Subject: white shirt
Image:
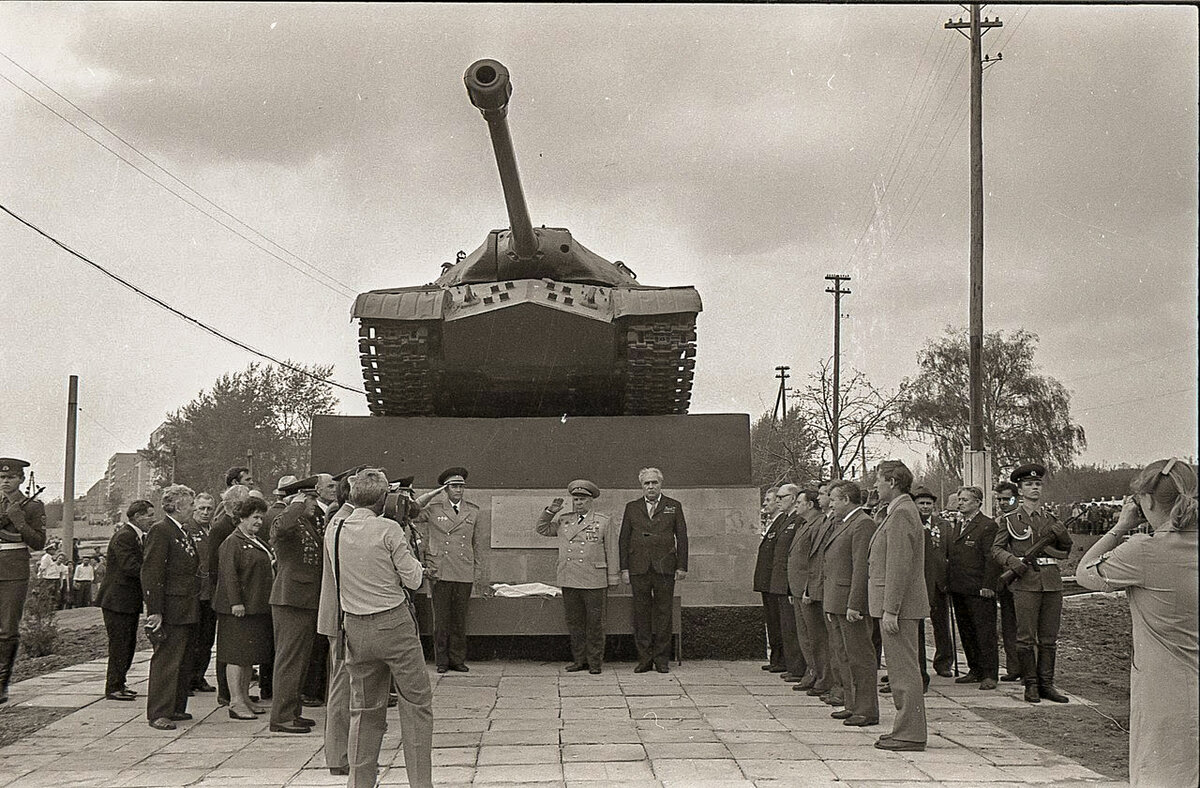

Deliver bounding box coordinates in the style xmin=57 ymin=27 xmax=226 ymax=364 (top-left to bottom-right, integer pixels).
xmin=73 ymin=564 xmax=94 ymax=582
xmin=325 ymin=507 xmax=424 ymax=615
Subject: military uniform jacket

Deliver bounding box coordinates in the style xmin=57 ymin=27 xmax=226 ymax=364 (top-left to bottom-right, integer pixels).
xmin=619 ymin=495 xmax=689 ymax=575
xmin=213 ymin=529 xmax=275 ymax=616
xmin=0 ymin=493 xmax=47 ymax=582
xmin=922 ymin=515 xmax=950 ymax=599
xmin=992 ymin=506 xmax=1072 ymax=592
xmin=536 ymin=508 xmax=619 ymax=590
xmin=753 ymin=513 xmax=786 ymax=592
xmin=867 ymin=495 xmax=930 ymax=620
xmin=140 ymin=516 xmax=200 ymax=625
xmin=945 ymin=511 xmax=1001 ymax=595
xmin=97 ymin=523 xmax=144 ymax=614
xmin=768 ymin=512 xmax=800 ymax=595
xmin=269 ymin=500 xmax=323 ymax=609
xmin=822 ymin=509 xmax=876 ymax=614
xmin=413 ymin=495 xmax=484 ymax=584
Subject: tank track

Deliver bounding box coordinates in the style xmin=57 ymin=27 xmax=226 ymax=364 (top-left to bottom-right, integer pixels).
xmin=620 ymin=315 xmax=697 ymax=415
xmin=359 ymin=321 xmax=438 ymax=417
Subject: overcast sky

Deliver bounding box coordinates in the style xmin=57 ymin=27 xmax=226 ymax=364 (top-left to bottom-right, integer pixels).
xmin=1 ymin=3 xmax=1196 ymax=500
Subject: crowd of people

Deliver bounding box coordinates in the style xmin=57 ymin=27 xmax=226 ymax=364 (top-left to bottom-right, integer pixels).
xmin=34 ymin=538 xmax=105 ymax=609
xmin=0 ymin=452 xmax=1194 ymax=787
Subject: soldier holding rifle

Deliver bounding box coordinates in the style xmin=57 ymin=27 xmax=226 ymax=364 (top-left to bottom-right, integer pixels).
xmin=991 ymin=463 xmax=1073 ymax=704
xmin=0 ymin=458 xmax=47 ymax=704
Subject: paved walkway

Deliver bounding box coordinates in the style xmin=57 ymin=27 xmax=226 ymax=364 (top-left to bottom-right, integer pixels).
xmin=0 ymin=653 xmax=1123 ymax=788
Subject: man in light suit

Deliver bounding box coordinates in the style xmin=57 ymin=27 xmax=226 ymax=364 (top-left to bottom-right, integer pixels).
xmin=802 ymin=482 xmax=841 ymax=703
xmin=141 ymin=484 xmax=201 ymax=730
xmin=787 ymin=489 xmax=825 ymax=692
xmin=99 ymin=500 xmax=153 ymax=701
xmin=869 ymin=460 xmax=929 ymax=751
xmin=823 ymin=480 xmax=880 ymax=727
xmin=536 ymin=479 xmax=619 ymax=674
xmin=619 ymin=467 xmax=688 ymax=673
xmin=412 ymin=467 xmax=485 ymax=673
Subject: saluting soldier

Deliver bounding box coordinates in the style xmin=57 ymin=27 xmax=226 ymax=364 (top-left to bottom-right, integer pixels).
xmin=991 ymin=463 xmax=1073 ymax=704
xmin=412 ymin=467 xmax=485 ymax=673
xmin=536 ymin=480 xmax=619 ymax=674
xmin=269 ymin=476 xmax=324 ymax=733
xmin=0 ymin=458 xmax=47 ymax=704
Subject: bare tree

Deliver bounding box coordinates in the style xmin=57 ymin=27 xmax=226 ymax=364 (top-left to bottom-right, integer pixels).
xmin=749 ymin=410 xmax=824 ymax=490
xmin=796 ymin=358 xmax=907 ymax=481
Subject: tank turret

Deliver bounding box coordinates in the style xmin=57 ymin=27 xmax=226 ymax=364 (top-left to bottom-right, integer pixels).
xmin=353 ymin=60 xmax=701 ymax=417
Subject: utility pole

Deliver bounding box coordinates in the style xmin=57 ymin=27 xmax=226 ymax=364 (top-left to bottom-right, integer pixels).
xmin=245 ymin=449 xmax=254 ymax=486
xmin=62 ymin=375 xmax=79 ymax=551
xmin=947 ymin=5 xmax=1001 ymax=508
xmin=772 ymin=366 xmax=791 ymax=422
xmin=824 ymin=274 xmax=851 ymax=479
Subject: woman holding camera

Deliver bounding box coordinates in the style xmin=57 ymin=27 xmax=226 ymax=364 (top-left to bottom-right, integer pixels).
xmin=1076 ymin=458 xmax=1198 ymax=787
xmin=214 ymin=497 xmax=275 ymax=720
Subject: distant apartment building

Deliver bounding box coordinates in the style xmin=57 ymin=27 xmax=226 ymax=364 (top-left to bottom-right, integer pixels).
xmin=84 ymin=479 xmax=108 ymax=524
xmin=80 ymin=451 xmax=159 ymax=525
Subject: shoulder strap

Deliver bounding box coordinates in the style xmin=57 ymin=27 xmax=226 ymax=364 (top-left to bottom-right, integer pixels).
xmin=333 ymin=518 xmax=346 ymax=660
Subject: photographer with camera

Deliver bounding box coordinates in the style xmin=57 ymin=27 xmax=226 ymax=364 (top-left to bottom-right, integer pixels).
xmin=327 ymin=468 xmax=432 ymax=788
xmin=1076 ymin=458 xmax=1198 ymax=788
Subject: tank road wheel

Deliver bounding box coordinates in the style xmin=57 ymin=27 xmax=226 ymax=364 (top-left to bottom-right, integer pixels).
xmin=359 ymin=321 xmax=438 ymax=416
xmin=620 ymin=317 xmax=697 ymax=415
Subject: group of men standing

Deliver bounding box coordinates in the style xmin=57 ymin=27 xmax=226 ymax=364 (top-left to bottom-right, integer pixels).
xmin=755 ymin=460 xmax=1075 ymax=752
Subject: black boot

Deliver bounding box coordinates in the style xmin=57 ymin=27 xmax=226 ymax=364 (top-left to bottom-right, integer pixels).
xmin=1018 ymin=648 xmax=1040 ymax=703
xmin=0 ymin=638 xmax=18 ymax=704
xmin=1037 ymin=647 xmax=1070 ymax=703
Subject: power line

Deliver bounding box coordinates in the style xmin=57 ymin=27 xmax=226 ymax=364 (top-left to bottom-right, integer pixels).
xmin=0 ymin=202 xmax=364 ymax=396
xmin=1077 ymin=386 xmax=1195 ymax=414
xmin=0 ymin=56 xmax=358 ymax=300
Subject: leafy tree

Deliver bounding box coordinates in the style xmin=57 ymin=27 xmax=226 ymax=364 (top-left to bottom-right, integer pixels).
xmin=795 ymin=358 xmax=906 ymax=481
xmin=144 ymin=361 xmax=339 ymax=496
xmin=750 ymin=410 xmax=824 ymax=491
xmin=898 ymin=328 xmax=1086 ymax=477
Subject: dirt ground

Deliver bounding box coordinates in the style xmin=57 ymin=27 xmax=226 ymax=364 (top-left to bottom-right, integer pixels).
xmin=977 ymin=595 xmax=1133 ymax=780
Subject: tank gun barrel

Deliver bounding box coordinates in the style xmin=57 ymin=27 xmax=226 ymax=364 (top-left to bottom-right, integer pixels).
xmin=464 ymin=59 xmax=538 ymax=261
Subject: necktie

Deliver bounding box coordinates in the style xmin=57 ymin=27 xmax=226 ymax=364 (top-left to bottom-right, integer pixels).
xmin=452 ymin=503 xmax=459 ymax=515
xmin=578 ymin=514 xmax=585 ymax=525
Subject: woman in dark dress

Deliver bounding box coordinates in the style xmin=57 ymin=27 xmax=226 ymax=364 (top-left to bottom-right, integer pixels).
xmin=213 ymin=497 xmax=275 ymax=719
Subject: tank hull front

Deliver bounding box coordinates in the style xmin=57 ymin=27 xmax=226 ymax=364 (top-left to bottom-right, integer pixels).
xmin=355 ymin=278 xmax=699 ymax=418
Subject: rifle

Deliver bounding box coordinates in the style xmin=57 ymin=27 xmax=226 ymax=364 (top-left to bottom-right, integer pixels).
xmin=0 ymin=485 xmax=45 ymax=540
xmin=998 ymin=515 xmax=1079 ymax=587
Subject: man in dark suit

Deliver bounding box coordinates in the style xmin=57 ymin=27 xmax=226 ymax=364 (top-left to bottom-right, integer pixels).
xmin=0 ymin=458 xmax=48 ymax=705
xmin=823 ymin=480 xmax=879 ymax=727
xmin=141 ymin=484 xmax=201 ymax=730
xmin=869 ymin=460 xmax=930 ymax=752
xmin=303 ymin=473 xmax=338 ymax=705
xmin=912 ymin=487 xmax=953 ymax=684
xmin=947 ymin=486 xmax=1001 ymax=690
xmin=619 ymin=467 xmax=687 ymax=673
xmin=99 ymin=500 xmax=153 ymax=701
xmin=802 ymin=482 xmax=841 ymax=704
xmin=753 ymin=488 xmax=786 ymax=672
xmin=270 ymin=477 xmax=324 ymax=733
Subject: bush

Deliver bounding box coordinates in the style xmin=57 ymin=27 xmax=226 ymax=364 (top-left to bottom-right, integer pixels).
xmin=19 ymin=581 xmax=60 ymax=657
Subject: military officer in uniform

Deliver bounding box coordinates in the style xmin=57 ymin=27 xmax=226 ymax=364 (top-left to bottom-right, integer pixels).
xmin=0 ymin=458 xmax=47 ymax=704
xmin=753 ymin=490 xmax=787 ymax=672
xmin=270 ymin=476 xmax=324 ymax=733
xmin=413 ymin=467 xmax=485 ymax=673
xmin=536 ymin=480 xmax=619 ymax=674
xmin=141 ymin=484 xmax=201 ymax=729
xmin=769 ymin=485 xmax=807 ymax=683
xmin=991 ymin=463 xmax=1072 ymax=704
xmin=619 ymin=467 xmax=688 ymax=673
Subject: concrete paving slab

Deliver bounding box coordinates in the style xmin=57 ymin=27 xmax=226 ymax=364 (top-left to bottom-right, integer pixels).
xmin=0 ymin=655 xmax=1122 ymax=787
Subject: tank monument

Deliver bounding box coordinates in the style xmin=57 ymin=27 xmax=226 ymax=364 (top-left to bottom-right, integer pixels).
xmin=311 ymin=60 xmax=761 ymax=651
